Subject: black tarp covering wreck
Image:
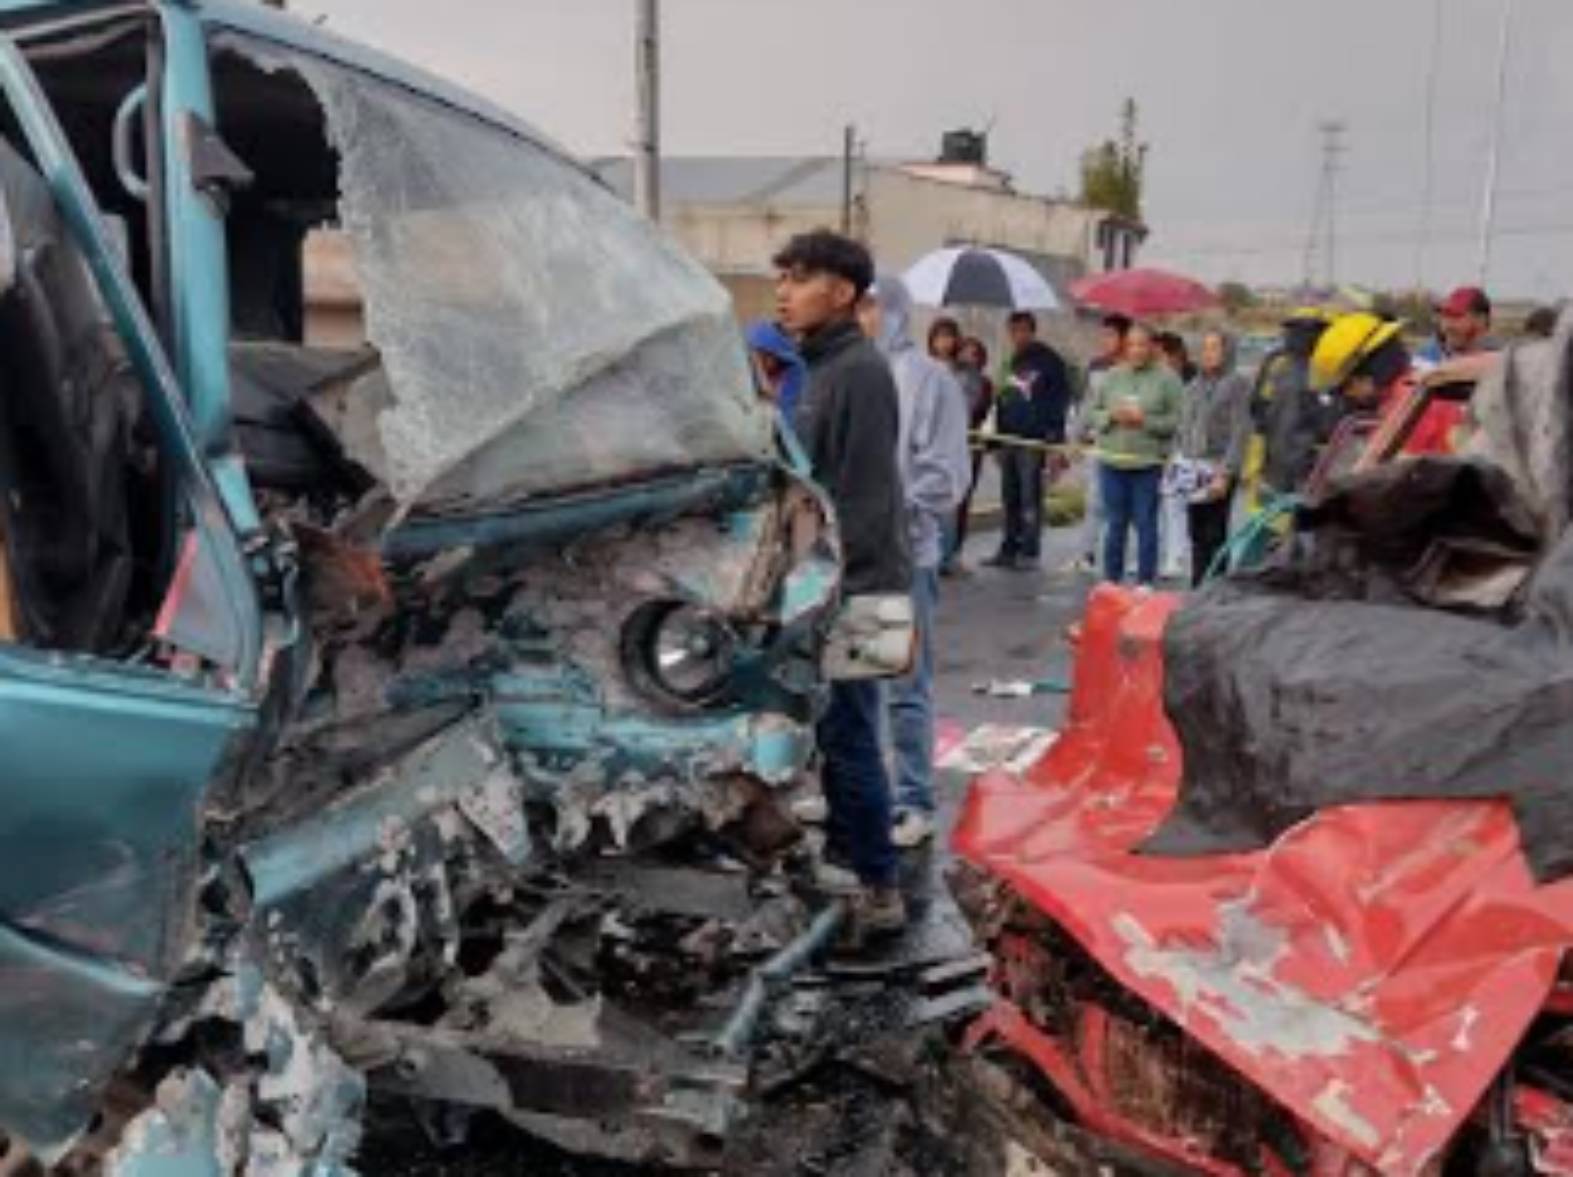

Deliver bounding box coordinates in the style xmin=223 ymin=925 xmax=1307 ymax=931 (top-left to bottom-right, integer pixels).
xmin=1149 ymin=314 xmax=1573 ymax=882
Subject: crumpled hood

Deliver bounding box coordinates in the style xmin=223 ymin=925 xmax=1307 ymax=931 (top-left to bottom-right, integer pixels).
xmin=955 ymin=586 xmax=1573 ymax=1175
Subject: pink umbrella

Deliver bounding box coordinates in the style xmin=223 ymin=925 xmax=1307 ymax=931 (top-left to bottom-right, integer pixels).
xmin=1070 ymin=267 xmax=1218 ymax=318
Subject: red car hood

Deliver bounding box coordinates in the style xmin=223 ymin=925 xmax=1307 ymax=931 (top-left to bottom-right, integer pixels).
xmin=954 ymin=586 xmax=1573 ymax=1174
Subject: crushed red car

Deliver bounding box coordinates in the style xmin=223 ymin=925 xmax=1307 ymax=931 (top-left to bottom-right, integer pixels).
xmin=951 ymin=326 xmax=1573 ymax=1176
xmin=954 ymin=586 xmax=1573 ymax=1175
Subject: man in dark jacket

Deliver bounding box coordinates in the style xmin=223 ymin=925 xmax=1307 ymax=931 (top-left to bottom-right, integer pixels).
xmin=986 ymin=311 xmax=1073 ymax=569
xmin=774 ymin=229 xmax=909 ymax=935
xmin=1249 ymin=309 xmax=1341 ymax=500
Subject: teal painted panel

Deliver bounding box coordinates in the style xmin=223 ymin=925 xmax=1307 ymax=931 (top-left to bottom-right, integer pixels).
xmin=0 ymin=648 xmax=253 ymax=1158
xmin=0 ymin=911 xmax=163 ymax=1159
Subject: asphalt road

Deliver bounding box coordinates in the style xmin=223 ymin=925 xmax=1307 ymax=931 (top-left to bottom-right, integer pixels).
xmin=932 ymin=522 xmax=1087 ymax=734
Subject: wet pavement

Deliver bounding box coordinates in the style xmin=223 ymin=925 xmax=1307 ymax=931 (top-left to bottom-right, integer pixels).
xmin=370 ymin=521 xmax=1098 ymax=1175
xmin=934 ymin=526 xmax=1084 ymax=732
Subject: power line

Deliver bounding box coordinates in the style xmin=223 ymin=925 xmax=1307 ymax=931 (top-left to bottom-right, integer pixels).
xmin=1303 ymin=120 xmax=1347 ymax=288
xmin=1416 ymin=0 xmax=1443 ymax=290
xmin=1162 ymin=182 xmax=1573 ymax=234
xmin=1158 ymin=218 xmax=1573 ymax=262
xmin=841 ymin=124 xmax=855 ymax=235
xmin=1478 ymin=0 xmax=1518 ymax=284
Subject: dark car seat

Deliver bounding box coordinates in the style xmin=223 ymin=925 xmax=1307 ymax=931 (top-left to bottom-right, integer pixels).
xmin=0 ymin=138 xmax=140 ymax=652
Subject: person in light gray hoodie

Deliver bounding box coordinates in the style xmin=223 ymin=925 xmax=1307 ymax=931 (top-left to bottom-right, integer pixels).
xmin=1173 ymin=330 xmax=1252 ymax=586
xmin=858 ymin=274 xmax=971 ymax=847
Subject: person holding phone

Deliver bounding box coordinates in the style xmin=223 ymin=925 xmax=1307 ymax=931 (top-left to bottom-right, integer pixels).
xmin=1089 ymin=324 xmax=1184 ymax=586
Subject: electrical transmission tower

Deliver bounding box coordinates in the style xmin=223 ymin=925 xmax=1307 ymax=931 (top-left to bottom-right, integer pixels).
xmin=1302 ymin=120 xmax=1347 ymax=291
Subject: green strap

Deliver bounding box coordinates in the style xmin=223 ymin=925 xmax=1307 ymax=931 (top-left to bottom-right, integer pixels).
xmin=1203 ymin=493 xmax=1300 ymax=583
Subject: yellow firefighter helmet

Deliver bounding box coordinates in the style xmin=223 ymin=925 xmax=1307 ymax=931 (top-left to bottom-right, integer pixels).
xmin=1309 ymin=312 xmax=1402 ymax=393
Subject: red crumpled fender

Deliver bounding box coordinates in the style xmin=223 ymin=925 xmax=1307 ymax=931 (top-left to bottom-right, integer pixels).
xmin=953 ymin=586 xmax=1573 ymax=1175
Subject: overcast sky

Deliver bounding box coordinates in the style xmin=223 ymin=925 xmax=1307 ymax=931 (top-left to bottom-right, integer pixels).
xmin=294 ymin=0 xmax=1573 ymax=299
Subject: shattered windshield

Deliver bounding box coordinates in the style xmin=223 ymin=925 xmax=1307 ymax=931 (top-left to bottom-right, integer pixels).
xmin=243 ymin=38 xmax=771 ymax=511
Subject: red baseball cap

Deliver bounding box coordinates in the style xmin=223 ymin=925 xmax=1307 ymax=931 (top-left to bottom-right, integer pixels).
xmin=1438 ymin=286 xmax=1492 ymax=318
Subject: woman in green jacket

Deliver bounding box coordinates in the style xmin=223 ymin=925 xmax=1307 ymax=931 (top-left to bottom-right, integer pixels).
xmin=1090 ymin=324 xmax=1184 ymax=585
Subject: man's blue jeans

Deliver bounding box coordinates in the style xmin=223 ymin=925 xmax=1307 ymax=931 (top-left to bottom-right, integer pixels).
xmin=888 ymin=566 xmax=938 ymax=816
xmin=819 ymin=679 xmax=898 ymax=887
xmin=1100 ymin=463 xmax=1162 ymax=585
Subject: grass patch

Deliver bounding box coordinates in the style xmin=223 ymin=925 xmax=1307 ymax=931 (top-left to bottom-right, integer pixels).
xmin=1045 ymin=483 xmax=1086 ymax=527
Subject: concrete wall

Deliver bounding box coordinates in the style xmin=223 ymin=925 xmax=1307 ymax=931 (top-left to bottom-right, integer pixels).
xmin=303 ymin=230 xmax=365 ymax=349
xmin=721 ymin=275 xmax=778 ymax=324
xmin=899 ymin=162 xmax=1012 ymax=192
xmin=666 ymin=204 xmax=860 ymax=282
xmin=864 ymin=169 xmax=1105 ymax=273
xmin=656 ymin=168 xmax=1118 ymax=290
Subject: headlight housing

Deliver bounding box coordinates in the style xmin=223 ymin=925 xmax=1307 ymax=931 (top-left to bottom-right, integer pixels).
xmin=621 ymin=601 xmax=736 ymax=709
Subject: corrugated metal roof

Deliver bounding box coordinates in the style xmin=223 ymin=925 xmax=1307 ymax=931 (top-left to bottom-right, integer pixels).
xmin=591 ymin=156 xmax=852 ymax=209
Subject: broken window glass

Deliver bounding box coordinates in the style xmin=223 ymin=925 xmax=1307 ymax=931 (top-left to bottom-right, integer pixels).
xmin=223 ymin=35 xmax=771 ymax=513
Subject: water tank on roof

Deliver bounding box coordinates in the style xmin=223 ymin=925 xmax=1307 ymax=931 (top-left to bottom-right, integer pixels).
xmin=940 ymin=130 xmax=987 ymax=166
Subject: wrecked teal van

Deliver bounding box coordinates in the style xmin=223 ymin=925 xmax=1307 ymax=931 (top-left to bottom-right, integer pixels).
xmin=0 ymin=3 xmax=839 ymax=1171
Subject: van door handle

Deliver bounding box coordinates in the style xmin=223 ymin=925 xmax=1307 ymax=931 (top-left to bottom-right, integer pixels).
xmin=112 ymin=83 xmax=149 ymax=202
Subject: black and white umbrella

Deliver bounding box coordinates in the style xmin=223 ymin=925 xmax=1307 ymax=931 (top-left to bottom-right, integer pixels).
xmin=901 ymin=246 xmax=1061 ymax=311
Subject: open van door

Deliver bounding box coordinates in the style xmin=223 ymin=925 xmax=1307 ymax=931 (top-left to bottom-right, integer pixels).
xmin=0 ymin=35 xmax=264 ymax=1162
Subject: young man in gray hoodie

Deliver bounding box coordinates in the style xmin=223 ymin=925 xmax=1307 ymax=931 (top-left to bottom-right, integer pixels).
xmin=858 ymin=275 xmax=972 ymax=848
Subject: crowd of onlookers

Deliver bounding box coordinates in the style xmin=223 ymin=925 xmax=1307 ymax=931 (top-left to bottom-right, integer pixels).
xmin=753 ymin=224 xmax=1551 ymax=942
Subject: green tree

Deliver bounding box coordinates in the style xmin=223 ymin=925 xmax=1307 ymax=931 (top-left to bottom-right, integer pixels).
xmin=1079 ymin=99 xmax=1147 ymax=221
xmin=1218 ymin=282 xmax=1258 ymax=314
xmin=1376 ymin=290 xmax=1436 ymax=336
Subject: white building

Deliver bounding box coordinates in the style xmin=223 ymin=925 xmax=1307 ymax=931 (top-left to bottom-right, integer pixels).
xmin=303 ymin=135 xmax=1144 ymax=347
xmin=592 ymin=138 xmax=1145 ymax=322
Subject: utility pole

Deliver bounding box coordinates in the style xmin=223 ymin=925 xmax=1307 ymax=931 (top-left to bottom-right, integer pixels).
xmin=840 ymin=124 xmax=855 ymax=236
xmin=1322 ymin=121 xmax=1345 ymax=288
xmin=633 ymin=0 xmax=661 ymax=222
xmin=1478 ymin=0 xmax=1517 ymax=286
xmin=1302 ymin=120 xmax=1347 ymax=291
xmin=1415 ymin=0 xmax=1443 ymax=293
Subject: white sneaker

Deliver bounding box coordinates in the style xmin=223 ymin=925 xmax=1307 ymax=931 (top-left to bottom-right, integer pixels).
xmin=792 ymin=794 xmax=829 ymax=825
xmin=891 ymin=809 xmax=936 ymax=848
xmin=811 ymin=856 xmax=862 ymax=896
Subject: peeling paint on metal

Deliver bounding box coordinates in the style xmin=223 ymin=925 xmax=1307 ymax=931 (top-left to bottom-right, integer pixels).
xmin=1451 ymin=1006 xmax=1479 ymax=1052
xmin=107 ymin=1069 xmax=226 ymax=1177
xmin=1311 ymin=1080 xmax=1380 ymax=1150
xmin=1323 ymin=924 xmax=1350 ymax=967
xmin=955 ymin=586 xmax=1573 ymax=1174
xmin=1113 ymin=904 xmax=1383 ymax=1060
xmin=243 ymin=986 xmax=364 ymax=1167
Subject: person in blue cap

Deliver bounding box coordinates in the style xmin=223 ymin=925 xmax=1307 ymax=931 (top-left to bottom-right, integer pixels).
xmin=746 ymin=319 xmax=807 ymax=430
